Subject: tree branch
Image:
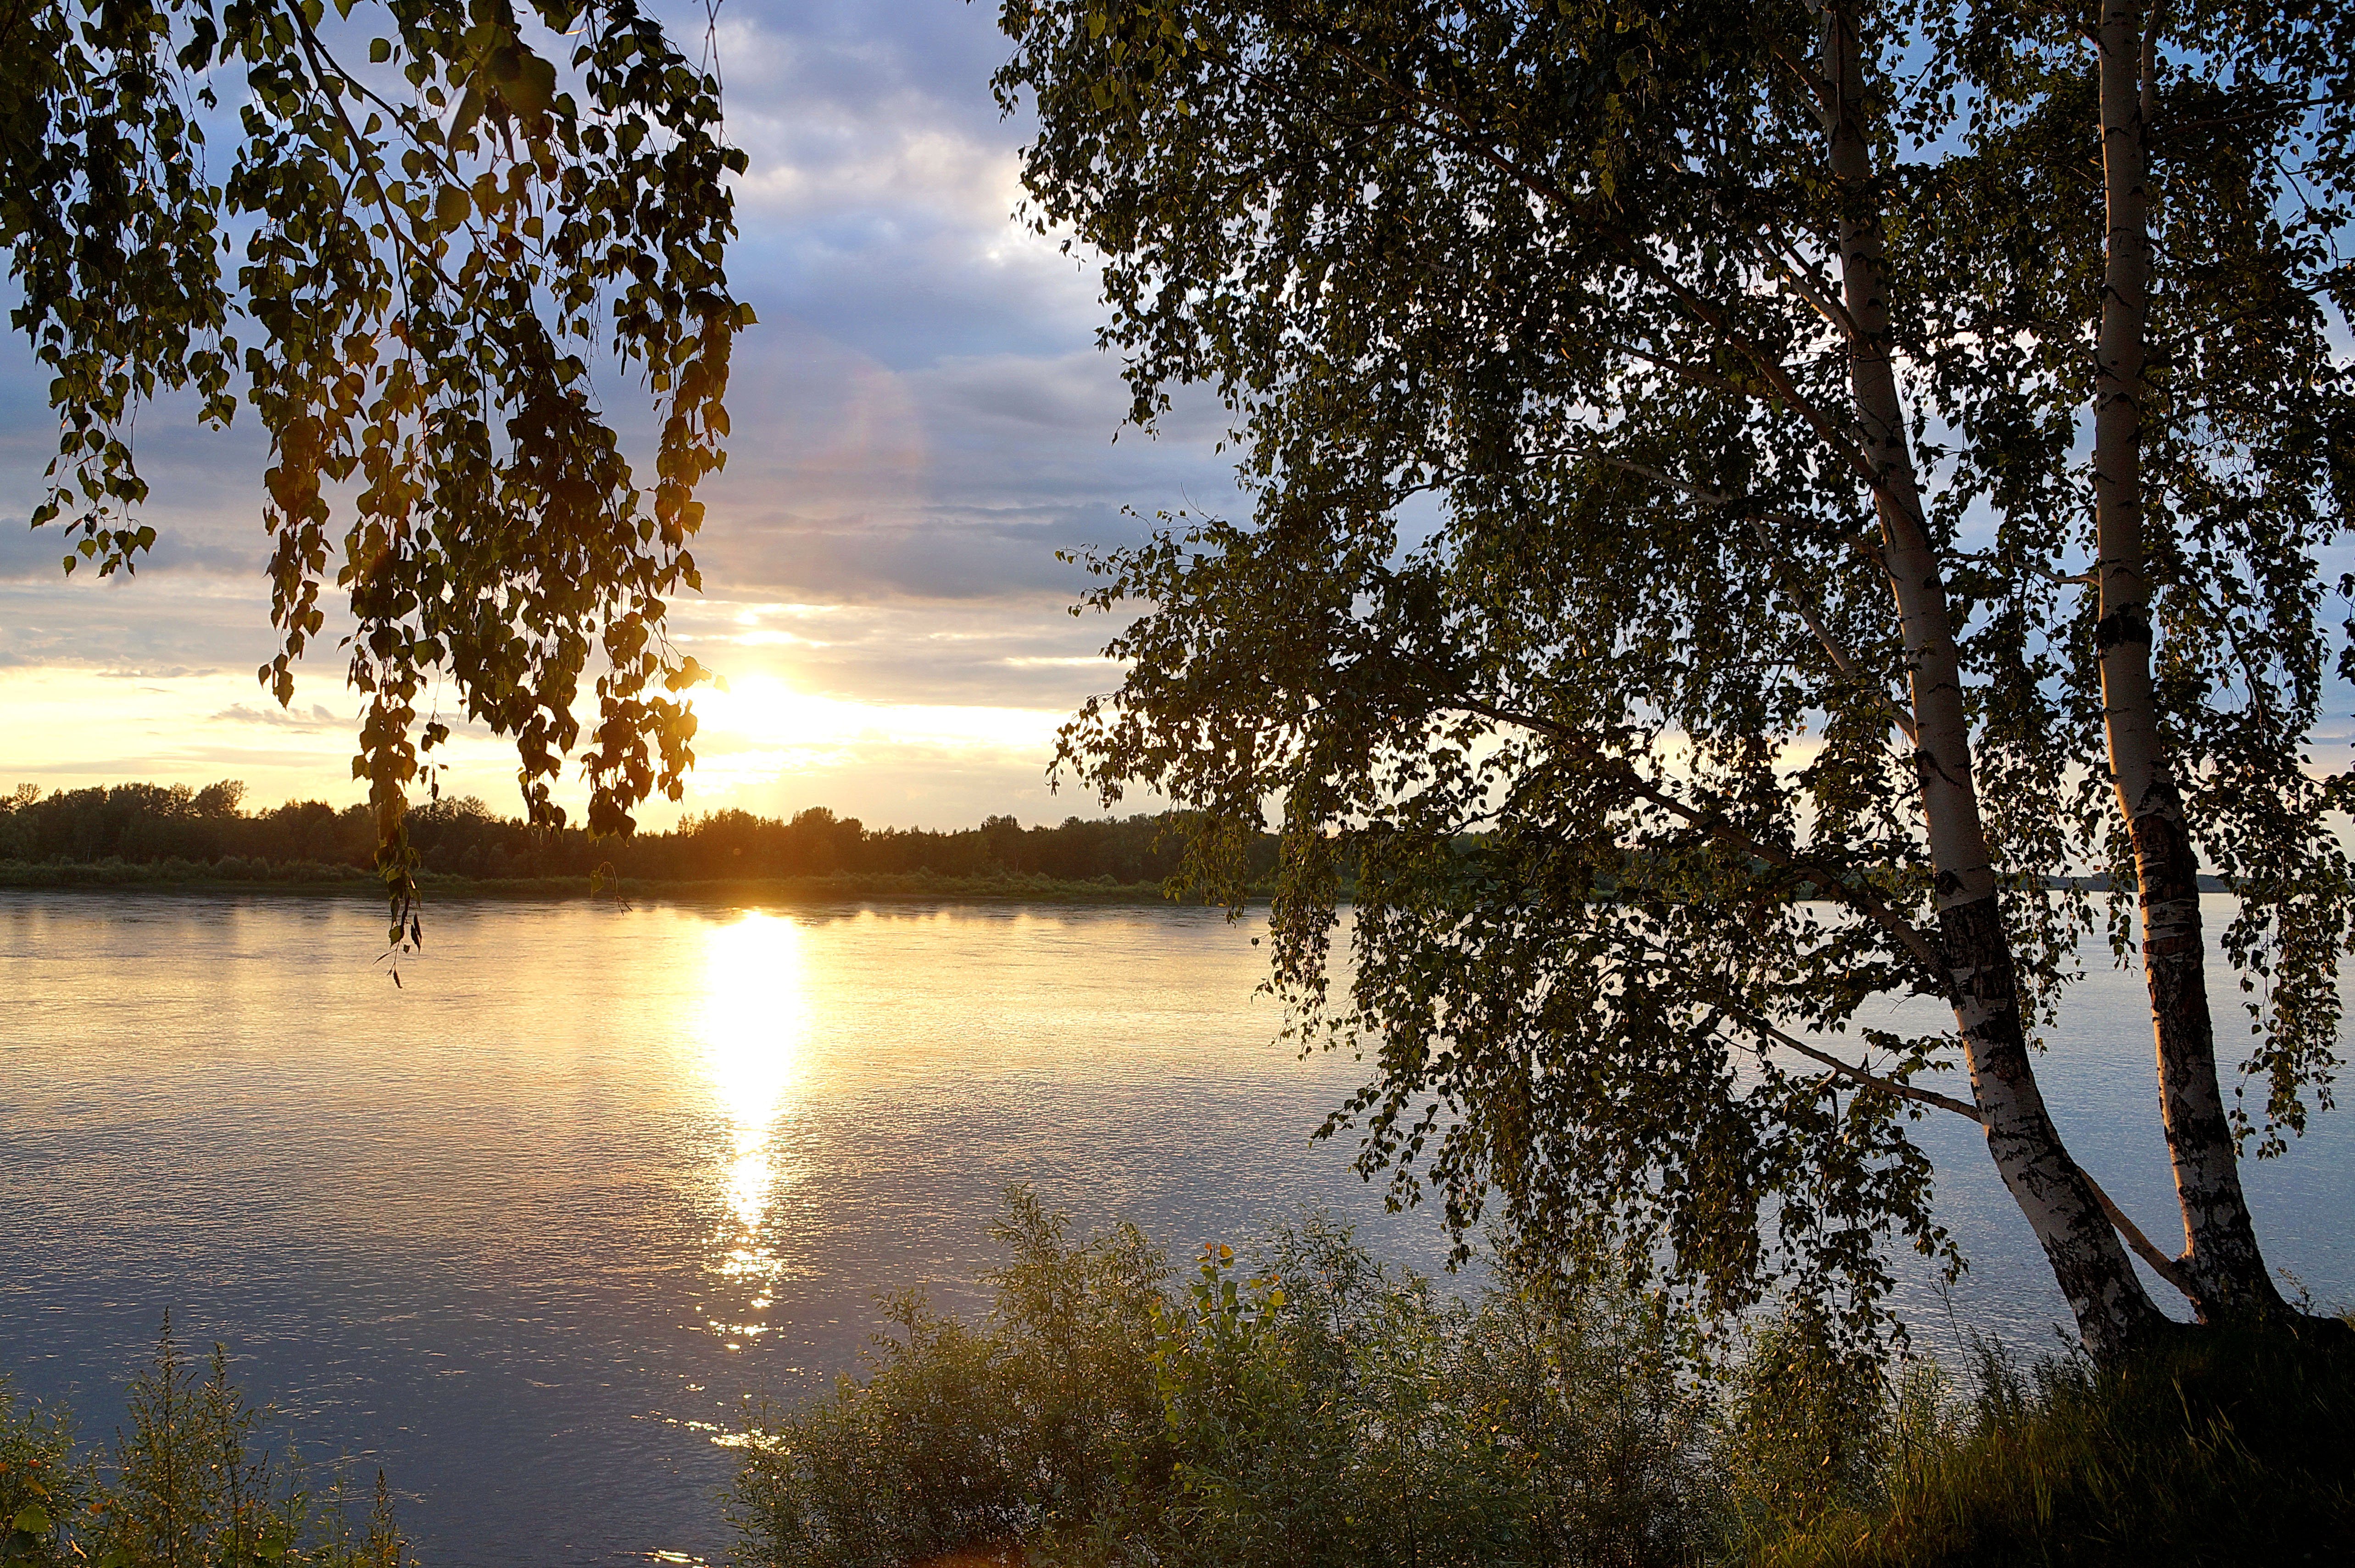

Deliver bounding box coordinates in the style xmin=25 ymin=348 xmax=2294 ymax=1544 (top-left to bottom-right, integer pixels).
xmin=288 ymin=9 xmax=457 ymax=288
xmin=1598 ymin=456 xmax=1920 ymax=746
xmin=1748 ymin=218 xmax=1861 ymax=339
xmin=2080 ymin=1169 xmax=2198 ymax=1301
xmin=1768 ymin=38 xmax=1837 ymax=129
xmin=1298 ymin=36 xmax=1904 ymax=510
xmin=1422 ymin=685 xmax=1951 ymax=985
xmin=1731 ymin=1009 xmax=1981 ymax=1119
xmin=1760 ymin=245 xmax=1860 ymax=339
xmin=1724 ymin=1005 xmax=2198 ymax=1301
xmin=1604 ymin=340 xmax=1750 ymax=400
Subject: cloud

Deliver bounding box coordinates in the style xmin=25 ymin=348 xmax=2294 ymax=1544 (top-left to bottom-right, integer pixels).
xmin=711 ymin=4 xmax=1027 ymax=226
xmin=0 ymin=0 xmax=1236 ymax=822
xmin=0 ymin=523 xmax=258 ymax=584
xmin=209 ymin=702 xmax=348 ymax=731
xmin=686 ymin=328 xmax=1242 ymax=609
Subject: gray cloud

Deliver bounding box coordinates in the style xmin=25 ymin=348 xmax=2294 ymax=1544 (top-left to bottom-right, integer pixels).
xmin=0 ymin=523 xmax=258 ymax=584
xmin=0 ymin=371 xmax=274 ymax=586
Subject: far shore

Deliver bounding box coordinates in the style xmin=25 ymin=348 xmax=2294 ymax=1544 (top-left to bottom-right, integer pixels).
xmin=0 ymin=858 xmax=2232 ymax=905
xmin=0 ymin=859 xmax=1259 ymax=906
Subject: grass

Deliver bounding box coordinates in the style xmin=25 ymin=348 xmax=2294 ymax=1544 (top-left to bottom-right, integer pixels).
xmin=0 ymin=1316 xmax=409 ymax=1568
xmin=1759 ymin=1319 xmax=2355 ymax=1567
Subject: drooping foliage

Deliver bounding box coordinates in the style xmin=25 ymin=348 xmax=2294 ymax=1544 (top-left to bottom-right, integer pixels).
xmin=996 ymin=0 xmax=2355 ymax=1349
xmin=1 ymin=0 xmax=750 ymax=919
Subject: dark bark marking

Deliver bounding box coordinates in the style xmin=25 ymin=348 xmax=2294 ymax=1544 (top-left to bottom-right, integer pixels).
xmin=2095 ymin=602 xmax=2154 ymax=650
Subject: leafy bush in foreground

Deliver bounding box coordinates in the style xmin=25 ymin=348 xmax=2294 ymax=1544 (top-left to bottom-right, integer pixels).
xmin=0 ymin=1316 xmax=408 ymax=1568
xmin=726 ymin=1192 xmax=1714 ymax=1568
xmin=728 ymin=1195 xmax=2355 ymax=1568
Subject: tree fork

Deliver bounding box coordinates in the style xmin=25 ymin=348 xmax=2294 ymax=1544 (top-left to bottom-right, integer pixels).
xmin=1825 ymin=0 xmax=2165 ymax=1359
xmin=2091 ymin=0 xmax=2283 ymax=1318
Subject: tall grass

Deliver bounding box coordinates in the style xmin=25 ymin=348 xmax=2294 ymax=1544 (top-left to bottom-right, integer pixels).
xmin=0 ymin=1315 xmax=410 ymax=1568
xmin=1759 ymin=1321 xmax=2355 ymax=1567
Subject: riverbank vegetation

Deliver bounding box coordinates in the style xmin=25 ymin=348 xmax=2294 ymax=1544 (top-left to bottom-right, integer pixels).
xmin=0 ymin=783 xmax=1277 ymax=899
xmin=727 ymin=1195 xmax=2355 ymax=1568
xmin=0 ymin=1318 xmax=408 ymax=1568
xmin=8 ymin=1201 xmax=2348 ymax=1567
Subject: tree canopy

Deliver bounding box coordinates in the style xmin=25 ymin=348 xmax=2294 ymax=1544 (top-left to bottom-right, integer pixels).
xmin=2 ymin=0 xmax=749 ymax=919
xmin=999 ymin=0 xmax=2355 ymax=1359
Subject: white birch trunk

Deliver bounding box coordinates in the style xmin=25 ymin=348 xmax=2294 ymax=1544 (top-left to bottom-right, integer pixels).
xmin=1824 ymin=2 xmax=2165 ymax=1360
xmin=2091 ymin=0 xmax=2281 ymax=1317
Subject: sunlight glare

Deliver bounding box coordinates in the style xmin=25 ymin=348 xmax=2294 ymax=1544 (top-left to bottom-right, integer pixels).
xmin=695 ymin=673 xmax=833 ymax=746
xmin=699 ymin=914 xmax=810 ymax=1234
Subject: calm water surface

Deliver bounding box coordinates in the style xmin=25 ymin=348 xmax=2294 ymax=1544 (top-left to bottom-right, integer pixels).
xmin=1 ymin=891 xmax=2348 ymax=1565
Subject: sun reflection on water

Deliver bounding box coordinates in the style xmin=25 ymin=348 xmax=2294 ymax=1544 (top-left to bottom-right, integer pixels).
xmin=699 ymin=914 xmax=810 ymax=1250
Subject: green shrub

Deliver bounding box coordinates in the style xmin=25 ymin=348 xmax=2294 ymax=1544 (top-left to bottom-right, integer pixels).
xmin=724 ymin=1191 xmax=1169 ymax=1568
xmin=1716 ymin=1308 xmax=1958 ymax=1546
xmin=0 ymin=1316 xmax=411 ymax=1568
xmin=0 ymin=1379 xmax=83 ymax=1568
xmin=729 ymin=1195 xmax=2355 ymax=1568
xmin=727 ymin=1192 xmax=1715 ymax=1568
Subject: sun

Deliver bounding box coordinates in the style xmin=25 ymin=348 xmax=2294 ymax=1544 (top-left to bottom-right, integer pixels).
xmin=693 ymin=673 xmax=840 ymax=746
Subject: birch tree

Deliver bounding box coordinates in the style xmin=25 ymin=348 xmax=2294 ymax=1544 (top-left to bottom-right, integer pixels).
xmin=3 ymin=0 xmax=749 ymax=918
xmin=997 ymin=0 xmax=2355 ymax=1360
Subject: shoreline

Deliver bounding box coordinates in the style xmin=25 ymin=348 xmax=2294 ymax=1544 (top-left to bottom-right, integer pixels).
xmin=3 ymin=860 xmax=2224 ymax=904
xmin=0 ymin=861 xmax=1255 ymax=906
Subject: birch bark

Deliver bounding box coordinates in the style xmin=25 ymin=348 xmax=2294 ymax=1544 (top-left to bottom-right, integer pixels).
xmin=1824 ymin=2 xmax=2165 ymax=1358
xmin=2090 ymin=0 xmax=2282 ymax=1317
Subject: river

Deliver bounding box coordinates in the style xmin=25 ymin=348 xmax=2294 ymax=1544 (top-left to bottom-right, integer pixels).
xmin=1 ymin=890 xmax=2347 ymax=1564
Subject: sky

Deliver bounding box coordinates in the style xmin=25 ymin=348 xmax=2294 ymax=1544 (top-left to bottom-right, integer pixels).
xmin=0 ymin=0 xmax=1244 ymax=830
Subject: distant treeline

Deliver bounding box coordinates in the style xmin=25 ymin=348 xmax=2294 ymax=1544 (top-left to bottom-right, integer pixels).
xmin=0 ymin=781 xmax=1278 ymax=888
